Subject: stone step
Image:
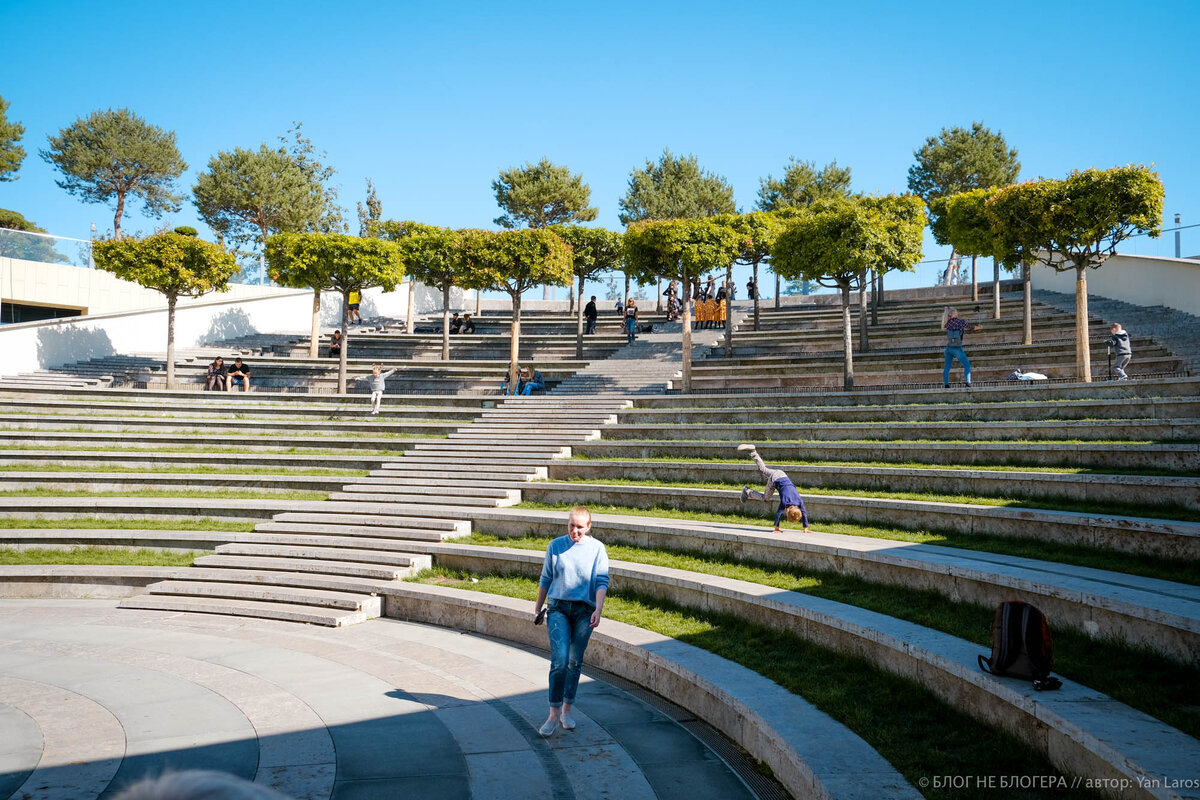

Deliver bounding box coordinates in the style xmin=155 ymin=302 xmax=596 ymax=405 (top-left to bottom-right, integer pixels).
xmin=337 ymin=484 xmax=522 ymax=504
xmin=214 ymin=542 xmax=433 ymax=570
xmin=327 ymin=489 xmax=518 ymax=507
xmin=142 ymin=579 xmax=381 ymax=613
xmin=254 ymin=521 xmax=451 ymax=541
xmin=350 ymin=476 xmax=525 ymax=494
xmin=118 ymin=593 xmax=371 ymax=626
xmin=194 ymin=553 xmax=413 ymax=580
xmin=268 ymin=510 xmax=468 ymax=533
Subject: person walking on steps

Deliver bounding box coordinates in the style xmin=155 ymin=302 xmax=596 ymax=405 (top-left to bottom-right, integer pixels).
xmin=624 ymin=297 xmax=639 ymax=344
xmin=1107 ymin=323 xmax=1132 ymax=380
xmin=584 ymin=296 xmax=598 ymax=335
xmin=533 ymin=506 xmax=609 ymax=738
xmin=360 ymin=364 xmax=396 ymax=415
xmin=942 ymin=307 xmax=981 ymax=388
xmin=737 ymin=444 xmax=809 ymax=534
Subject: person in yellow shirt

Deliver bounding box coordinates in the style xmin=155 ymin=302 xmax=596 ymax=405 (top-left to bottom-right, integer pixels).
xmin=348 ymin=290 xmax=362 ymax=323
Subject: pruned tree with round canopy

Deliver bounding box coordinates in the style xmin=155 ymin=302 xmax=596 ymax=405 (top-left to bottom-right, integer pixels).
xmin=550 ymin=226 xmax=623 ymax=359
xmin=624 ymin=217 xmax=742 ymax=391
xmin=266 ymin=232 xmax=405 ymax=393
xmin=773 ymin=198 xmax=925 ymax=390
xmin=854 ymin=195 xmax=926 ymax=353
xmin=723 ymin=211 xmax=782 ymax=334
xmin=985 ymin=166 xmax=1163 ymax=381
xmin=92 ymin=231 xmax=237 ymax=389
xmin=930 ymin=188 xmax=1011 ymax=324
xmin=464 ymin=229 xmax=573 ymax=390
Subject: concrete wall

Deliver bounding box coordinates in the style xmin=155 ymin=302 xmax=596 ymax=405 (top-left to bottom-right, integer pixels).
xmin=0 ymin=281 xmax=413 ymax=375
xmin=1030 ymin=253 xmax=1200 ymax=316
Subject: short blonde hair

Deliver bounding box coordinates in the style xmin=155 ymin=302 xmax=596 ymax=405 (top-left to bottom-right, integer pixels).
xmin=784 ymin=506 xmax=804 ymax=523
xmin=569 ymin=505 xmax=592 ymax=525
xmin=111 ymin=770 xmax=292 ymax=800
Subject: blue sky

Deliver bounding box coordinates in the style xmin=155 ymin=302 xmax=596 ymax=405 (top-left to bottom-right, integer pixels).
xmin=2 ymin=0 xmax=1197 ymax=294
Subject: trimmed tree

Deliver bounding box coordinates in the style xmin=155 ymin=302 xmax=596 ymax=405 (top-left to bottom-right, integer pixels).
xmin=92 ymin=232 xmax=237 ymax=389
xmin=619 ymin=149 xmax=736 ymax=224
xmin=773 ymin=198 xmax=925 ymax=390
xmin=0 ymin=96 xmax=25 ymax=181
xmin=931 ymin=188 xmax=1006 ymax=321
xmin=986 ymin=166 xmax=1163 ymax=380
xmin=464 ymin=229 xmax=573 ymax=390
xmin=265 ymin=233 xmax=405 ymax=393
xmin=42 ymin=108 xmax=187 ymax=239
xmin=727 ymin=211 xmax=782 ymax=333
xmin=551 ymin=226 xmax=623 ymax=359
xmin=908 ymin=122 xmax=1020 ymax=300
xmin=624 ymin=218 xmax=742 ymax=391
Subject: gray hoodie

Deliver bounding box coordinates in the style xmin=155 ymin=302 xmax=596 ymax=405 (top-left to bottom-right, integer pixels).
xmin=1106 ymin=330 xmax=1131 ymax=357
xmin=365 ymin=369 xmax=396 ymax=392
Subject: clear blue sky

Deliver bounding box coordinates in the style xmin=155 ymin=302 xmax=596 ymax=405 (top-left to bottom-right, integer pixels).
xmin=2 ymin=0 xmax=1197 ymax=294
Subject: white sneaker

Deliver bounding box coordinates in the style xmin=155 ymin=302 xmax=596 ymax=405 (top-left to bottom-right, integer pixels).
xmin=560 ymin=711 xmax=576 ymax=730
xmin=736 ymin=444 xmax=756 ymax=453
xmin=538 ymin=718 xmax=557 ymax=738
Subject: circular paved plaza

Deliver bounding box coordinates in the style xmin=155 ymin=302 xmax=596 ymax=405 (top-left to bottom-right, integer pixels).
xmin=0 ymin=599 xmax=759 ymax=800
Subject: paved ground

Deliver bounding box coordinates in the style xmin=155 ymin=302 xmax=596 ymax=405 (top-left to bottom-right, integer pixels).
xmin=0 ymin=599 xmax=759 ymax=800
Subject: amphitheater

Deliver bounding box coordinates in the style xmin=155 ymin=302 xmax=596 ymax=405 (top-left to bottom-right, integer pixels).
xmin=1 ymin=282 xmax=1198 ymax=800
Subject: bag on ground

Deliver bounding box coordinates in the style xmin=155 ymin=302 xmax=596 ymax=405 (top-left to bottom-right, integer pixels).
xmin=977 ymin=600 xmax=1062 ymax=690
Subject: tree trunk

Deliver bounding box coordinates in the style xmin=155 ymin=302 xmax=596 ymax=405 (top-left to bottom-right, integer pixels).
xmin=406 ymin=280 xmax=415 ymax=334
xmin=869 ymin=269 xmax=878 ymax=326
xmin=774 ymin=271 xmax=780 ymax=310
xmin=441 ymin=283 xmax=451 ymax=361
xmin=1022 ymin=261 xmax=1032 ymax=346
xmin=656 ymin=277 xmax=662 ymax=313
xmin=858 ymin=272 xmax=869 ymax=353
xmin=165 ymin=294 xmax=176 ymax=389
xmin=752 ymin=260 xmax=761 ymax=331
xmin=475 ymin=288 xmax=482 ymax=316
xmin=841 ymin=285 xmax=854 ymax=391
xmin=508 ymin=293 xmax=522 ymax=392
xmin=624 ymin=272 xmax=631 ymax=304
xmin=543 ymin=284 xmax=551 ymax=302
xmin=681 ymin=274 xmax=693 ymax=392
xmin=1075 ymin=265 xmax=1091 ymax=382
xmin=308 ymin=289 xmax=321 ymax=358
xmin=993 ymin=258 xmax=1001 ymax=320
xmin=575 ymin=274 xmax=585 ymax=360
xmin=337 ymin=291 xmax=349 ymax=394
xmin=877 ymin=271 xmax=884 ymax=307
xmin=971 ymin=255 xmax=978 ymax=301
xmin=569 ymin=282 xmax=576 ymax=315
xmin=113 ymin=193 xmax=126 ymax=240
xmin=724 ymin=260 xmax=733 ymax=357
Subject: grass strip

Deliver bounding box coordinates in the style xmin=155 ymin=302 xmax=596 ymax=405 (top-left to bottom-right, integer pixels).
xmin=514 ymin=501 xmax=1200 ymax=586
xmin=543 ymin=476 xmax=1200 ymax=524
xmin=0 ymin=426 xmax=440 ymax=440
xmin=0 ymin=464 xmax=367 ymax=477
xmin=457 ymin=533 xmax=1200 ymax=739
xmin=414 ymin=568 xmax=1098 ymax=800
xmin=569 ymin=454 xmax=1200 ymax=478
xmin=0 ymin=517 xmax=256 ymax=531
xmin=0 ymin=546 xmax=198 ymax=566
xmin=0 ymin=489 xmax=328 ymax=500
xmin=599 ymin=435 xmax=1168 ymax=446
xmin=0 ymin=444 xmax=405 ymax=456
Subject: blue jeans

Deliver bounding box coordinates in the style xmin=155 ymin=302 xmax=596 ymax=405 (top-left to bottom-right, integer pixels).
xmin=625 ymin=318 xmax=636 ymax=343
xmin=944 ymin=346 xmax=971 ymax=385
xmin=546 ymin=599 xmax=595 ymax=707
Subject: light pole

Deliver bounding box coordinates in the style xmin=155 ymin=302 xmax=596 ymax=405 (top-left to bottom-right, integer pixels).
xmin=88 ymin=222 xmax=96 ymax=269
xmin=1175 ymin=213 xmax=1182 ymax=259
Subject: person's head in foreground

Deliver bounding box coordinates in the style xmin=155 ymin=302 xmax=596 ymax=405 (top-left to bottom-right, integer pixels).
xmin=112 ymin=770 xmax=294 ymax=800
xmin=568 ymin=505 xmax=591 ymax=542
xmin=785 ymin=506 xmax=804 ymax=523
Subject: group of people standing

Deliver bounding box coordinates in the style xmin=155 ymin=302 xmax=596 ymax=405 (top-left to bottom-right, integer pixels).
xmin=661 ymin=277 xmax=730 ymax=327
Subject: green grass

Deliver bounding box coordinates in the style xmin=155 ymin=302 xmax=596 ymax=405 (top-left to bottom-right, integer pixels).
xmin=456 ymin=533 xmax=1200 ymax=738
xmin=0 ymin=444 xmax=404 ymax=456
xmin=0 ymin=464 xmax=368 ymax=477
xmin=514 ymin=501 xmax=1200 ymax=586
xmin=414 ymin=568 xmax=1098 ymax=800
xmin=0 ymin=517 xmax=256 ymax=531
xmin=0 ymin=426 xmax=439 ymax=440
xmin=0 ymin=489 xmax=328 ymax=500
xmin=599 ymin=435 xmax=1163 ymax=446
xmin=569 ymin=454 xmax=1200 ymax=478
xmin=542 ymin=476 xmax=1200 ymax=524
xmin=0 ymin=546 xmax=199 ymax=566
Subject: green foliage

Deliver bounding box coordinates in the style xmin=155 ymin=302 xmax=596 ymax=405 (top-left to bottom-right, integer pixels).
xmin=0 ymin=209 xmax=69 ymax=263
xmin=41 ymin=107 xmax=187 ymax=238
xmin=929 ymin=188 xmax=998 ymax=262
xmin=756 ymin=158 xmax=852 ymax=210
xmin=550 ymin=225 xmax=623 ymax=281
xmin=986 ymin=165 xmax=1164 ymax=273
xmin=265 ymin=232 xmax=405 ymax=295
xmin=357 ymin=178 xmax=382 ymax=236
xmin=0 ymin=208 xmax=42 ymax=232
xmin=193 ymin=128 xmax=342 ymax=252
xmin=377 ymin=220 xmax=481 ymax=292
xmin=720 ymin=211 xmax=783 ymax=266
xmin=492 ymin=158 xmax=598 ymax=229
xmin=623 ymin=217 xmax=743 ymax=286
xmin=463 ymin=228 xmax=573 ymax=297
xmin=93 ymin=232 xmax=238 ymax=300
xmin=0 ymin=95 xmax=25 ymax=181
xmin=172 ymin=225 xmax=198 ymax=237
xmin=618 ymin=149 xmax=736 ymax=224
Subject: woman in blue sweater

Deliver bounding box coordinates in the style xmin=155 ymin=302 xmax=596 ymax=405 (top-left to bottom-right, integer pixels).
xmin=533 ymin=506 xmax=609 ymax=737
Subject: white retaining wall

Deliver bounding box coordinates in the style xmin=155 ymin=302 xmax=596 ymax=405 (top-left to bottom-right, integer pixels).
xmin=1031 ymin=253 xmax=1200 ymax=316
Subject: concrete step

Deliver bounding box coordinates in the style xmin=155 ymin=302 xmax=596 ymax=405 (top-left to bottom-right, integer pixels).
xmin=254 ymin=521 xmax=451 ymax=542
xmin=143 ymin=579 xmax=381 ymax=613
xmin=337 ymin=485 xmax=522 ymax=504
xmin=214 ymin=542 xmax=433 ymax=571
xmin=328 ymin=489 xmax=518 ymax=507
xmin=118 ymin=593 xmax=371 ymax=626
xmin=194 ymin=553 xmax=413 ymax=580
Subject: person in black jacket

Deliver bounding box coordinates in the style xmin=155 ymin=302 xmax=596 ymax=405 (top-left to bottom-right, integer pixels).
xmin=584 ymin=296 xmax=598 ymax=334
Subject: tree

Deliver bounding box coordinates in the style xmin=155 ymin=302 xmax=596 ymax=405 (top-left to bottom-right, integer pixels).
xmin=908 ymin=122 xmax=1020 ymax=300
xmin=726 ymin=211 xmax=782 ymax=334
xmin=624 ymin=218 xmax=742 ymax=391
xmin=357 ymin=179 xmax=382 ymax=237
xmin=986 ymin=166 xmax=1163 ymax=381
xmin=930 ymin=189 xmax=1006 ymax=321
xmin=618 ymin=149 xmax=736 ymax=225
xmin=856 ymin=195 xmax=926 ymax=352
xmin=773 ymin=198 xmax=925 ymax=390
xmin=266 ymin=233 xmax=405 ymax=393
xmin=0 ymin=96 xmax=25 ymax=181
xmin=42 ymin=108 xmax=187 ymax=240
xmin=93 ymin=232 xmax=237 ymax=388
xmin=464 ymin=229 xmax=572 ymax=390
xmin=551 ymin=226 xmax=623 ymax=358
xmin=378 ymin=221 xmax=482 ymax=361
xmin=756 ymin=158 xmax=852 ymax=211
xmin=0 ymin=209 xmax=70 ymax=263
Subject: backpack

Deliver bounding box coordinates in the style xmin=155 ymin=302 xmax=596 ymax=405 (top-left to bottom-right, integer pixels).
xmin=978 ymin=601 xmax=1062 ymax=690
xmin=946 ymin=327 xmax=964 ymax=347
